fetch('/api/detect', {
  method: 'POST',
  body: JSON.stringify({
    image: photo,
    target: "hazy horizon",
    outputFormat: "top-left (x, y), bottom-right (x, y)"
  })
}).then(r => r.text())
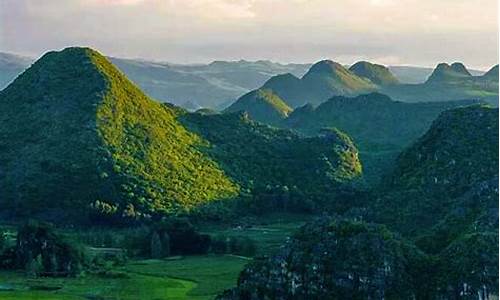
top-left (1, 0), bottom-right (498, 70)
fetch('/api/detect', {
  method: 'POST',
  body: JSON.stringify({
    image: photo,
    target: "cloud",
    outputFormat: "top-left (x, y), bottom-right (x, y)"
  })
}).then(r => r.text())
top-left (83, 0), bottom-right (149, 5)
top-left (0, 0), bottom-right (497, 68)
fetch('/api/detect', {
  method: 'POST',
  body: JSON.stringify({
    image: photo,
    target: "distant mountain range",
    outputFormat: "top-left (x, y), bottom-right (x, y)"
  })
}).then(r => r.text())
top-left (388, 65), bottom-right (485, 84)
top-left (257, 60), bottom-right (497, 108)
top-left (1, 51), bottom-right (493, 110)
top-left (0, 52), bottom-right (310, 109)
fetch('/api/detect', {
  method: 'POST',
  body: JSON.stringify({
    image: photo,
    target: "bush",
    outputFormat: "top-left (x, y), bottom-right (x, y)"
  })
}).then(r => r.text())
top-left (156, 218), bottom-right (211, 255)
top-left (15, 220), bottom-right (88, 277)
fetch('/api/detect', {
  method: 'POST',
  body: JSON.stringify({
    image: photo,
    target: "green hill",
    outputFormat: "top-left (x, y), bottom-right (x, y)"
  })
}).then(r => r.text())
top-left (349, 61), bottom-right (399, 86)
top-left (180, 112), bottom-right (362, 195)
top-left (219, 217), bottom-right (420, 299)
top-left (377, 105), bottom-right (499, 237)
top-left (426, 62), bottom-right (472, 83)
top-left (257, 60), bottom-right (377, 108)
top-left (223, 106), bottom-right (499, 300)
top-left (257, 60), bottom-right (496, 108)
top-left (0, 47), bottom-right (361, 222)
top-left (383, 63), bottom-right (498, 104)
top-left (299, 60), bottom-right (378, 106)
top-left (284, 93), bottom-right (478, 149)
top-left (261, 73), bottom-right (307, 107)
top-left (283, 93), bottom-right (479, 182)
top-left (371, 105), bottom-right (499, 296)
top-left (0, 47), bottom-right (240, 219)
top-left (483, 64), bottom-right (499, 79)
top-left (224, 89), bottom-right (292, 125)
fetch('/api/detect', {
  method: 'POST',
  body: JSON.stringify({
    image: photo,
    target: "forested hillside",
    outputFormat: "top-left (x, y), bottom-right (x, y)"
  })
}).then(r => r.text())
top-left (0, 47), bottom-right (361, 222)
top-left (220, 105), bottom-right (499, 300)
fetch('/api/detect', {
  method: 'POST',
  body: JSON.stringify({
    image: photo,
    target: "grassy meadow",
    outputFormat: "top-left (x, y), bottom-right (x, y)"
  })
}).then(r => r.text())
top-left (0, 215), bottom-right (310, 299)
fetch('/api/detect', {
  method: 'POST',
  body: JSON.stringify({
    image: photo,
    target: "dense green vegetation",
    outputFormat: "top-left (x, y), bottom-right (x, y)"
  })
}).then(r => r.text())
top-left (0, 47), bottom-right (362, 223)
top-left (284, 93), bottom-right (478, 149)
top-left (0, 47), bottom-right (497, 299)
top-left (221, 216), bottom-right (498, 299)
top-left (219, 217), bottom-right (423, 299)
top-left (0, 47), bottom-right (239, 220)
top-left (377, 105), bottom-right (498, 235)
top-left (224, 89), bottom-right (292, 125)
top-left (218, 105), bottom-right (499, 299)
top-left (181, 111), bottom-right (362, 205)
top-left (0, 214), bottom-right (311, 299)
top-left (262, 92), bottom-right (478, 183)
top-left (0, 256), bottom-right (245, 300)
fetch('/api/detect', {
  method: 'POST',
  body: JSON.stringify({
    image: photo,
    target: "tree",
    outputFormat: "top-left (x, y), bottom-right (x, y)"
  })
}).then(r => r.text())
top-left (161, 232), bottom-right (170, 257)
top-left (219, 217), bottom-right (417, 300)
top-left (150, 231), bottom-right (162, 259)
top-left (438, 232), bottom-right (498, 299)
top-left (15, 221), bottom-right (87, 277)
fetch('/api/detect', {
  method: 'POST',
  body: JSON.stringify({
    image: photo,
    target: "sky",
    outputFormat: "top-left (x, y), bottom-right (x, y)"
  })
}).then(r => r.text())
top-left (1, 0), bottom-right (498, 69)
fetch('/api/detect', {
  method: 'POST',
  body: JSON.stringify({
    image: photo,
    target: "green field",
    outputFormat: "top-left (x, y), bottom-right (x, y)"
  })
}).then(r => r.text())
top-left (0, 256), bottom-right (245, 300)
top-left (202, 213), bottom-right (312, 255)
top-left (0, 215), bottom-right (310, 299)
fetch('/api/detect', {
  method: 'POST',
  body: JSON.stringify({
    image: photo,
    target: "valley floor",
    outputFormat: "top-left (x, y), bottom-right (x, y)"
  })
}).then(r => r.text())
top-left (0, 215), bottom-right (311, 299)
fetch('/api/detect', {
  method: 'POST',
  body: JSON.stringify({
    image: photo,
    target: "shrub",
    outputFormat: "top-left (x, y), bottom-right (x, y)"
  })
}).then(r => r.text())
top-left (15, 220), bottom-right (88, 277)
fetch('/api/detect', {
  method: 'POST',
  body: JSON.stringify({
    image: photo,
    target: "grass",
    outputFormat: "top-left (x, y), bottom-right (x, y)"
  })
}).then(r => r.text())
top-left (0, 269), bottom-right (196, 300)
top-left (203, 213), bottom-right (312, 255)
top-left (123, 256), bottom-right (249, 299)
top-left (0, 255), bottom-right (249, 300)
top-left (0, 214), bottom-right (310, 299)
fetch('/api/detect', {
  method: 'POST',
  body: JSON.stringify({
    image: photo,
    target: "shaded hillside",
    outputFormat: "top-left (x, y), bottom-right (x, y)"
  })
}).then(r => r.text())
top-left (180, 112), bottom-right (362, 196)
top-left (0, 47), bottom-right (361, 222)
top-left (349, 61), bottom-right (399, 85)
top-left (219, 217), bottom-right (421, 300)
top-left (221, 106), bottom-right (499, 300)
top-left (284, 93), bottom-right (478, 149)
top-left (261, 73), bottom-right (307, 108)
top-left (377, 105), bottom-right (499, 237)
top-left (369, 105), bottom-right (500, 298)
top-left (224, 89), bottom-right (292, 125)
top-left (283, 93), bottom-right (479, 183)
